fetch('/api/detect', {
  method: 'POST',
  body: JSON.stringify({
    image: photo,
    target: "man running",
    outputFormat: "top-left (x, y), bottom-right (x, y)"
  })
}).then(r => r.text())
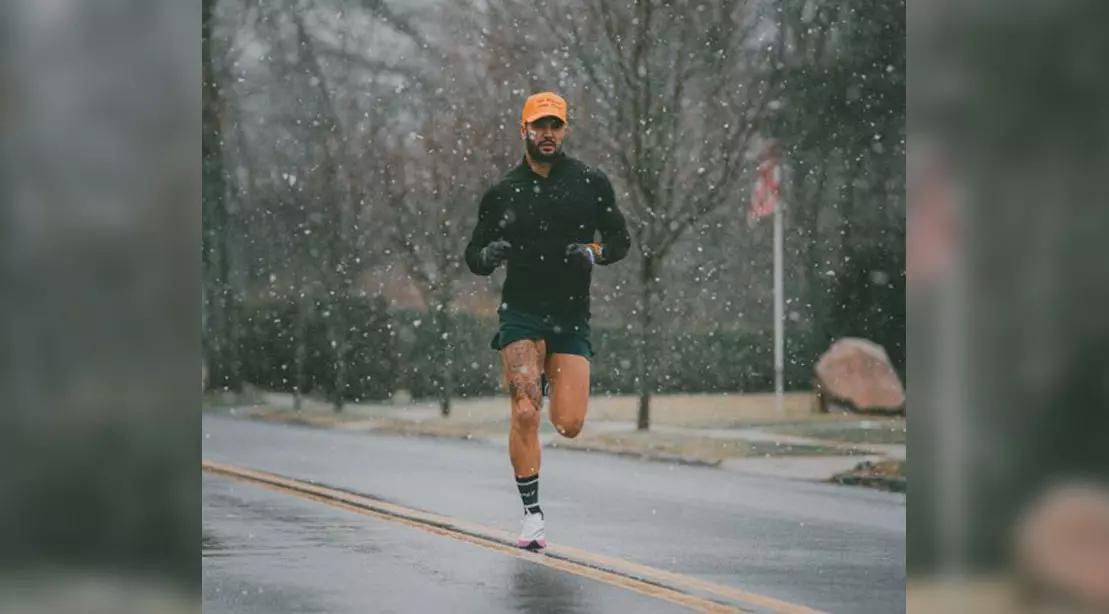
top-left (464, 91), bottom-right (631, 550)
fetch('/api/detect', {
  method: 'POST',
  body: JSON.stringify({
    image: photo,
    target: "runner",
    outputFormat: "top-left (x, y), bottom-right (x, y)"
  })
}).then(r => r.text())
top-left (464, 91), bottom-right (631, 550)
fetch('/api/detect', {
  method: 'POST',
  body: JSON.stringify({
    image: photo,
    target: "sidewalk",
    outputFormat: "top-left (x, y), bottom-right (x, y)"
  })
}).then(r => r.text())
top-left (223, 391), bottom-right (905, 489)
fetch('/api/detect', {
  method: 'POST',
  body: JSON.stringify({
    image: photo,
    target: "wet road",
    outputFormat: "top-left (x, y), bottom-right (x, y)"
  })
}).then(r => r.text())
top-left (203, 474), bottom-right (692, 614)
top-left (202, 415), bottom-right (905, 613)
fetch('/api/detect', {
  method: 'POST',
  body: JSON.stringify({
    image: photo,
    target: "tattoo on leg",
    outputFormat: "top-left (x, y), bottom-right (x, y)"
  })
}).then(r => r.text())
top-left (504, 342), bottom-right (542, 408)
top-left (508, 373), bottom-right (542, 408)
top-left (521, 379), bottom-right (541, 408)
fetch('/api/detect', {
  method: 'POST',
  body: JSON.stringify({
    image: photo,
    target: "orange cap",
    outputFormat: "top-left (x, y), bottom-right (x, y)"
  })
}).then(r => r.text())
top-left (521, 92), bottom-right (567, 125)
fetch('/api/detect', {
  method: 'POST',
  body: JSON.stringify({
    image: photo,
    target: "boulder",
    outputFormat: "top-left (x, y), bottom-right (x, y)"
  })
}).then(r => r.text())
top-left (1017, 484), bottom-right (1109, 608)
top-left (814, 338), bottom-right (905, 414)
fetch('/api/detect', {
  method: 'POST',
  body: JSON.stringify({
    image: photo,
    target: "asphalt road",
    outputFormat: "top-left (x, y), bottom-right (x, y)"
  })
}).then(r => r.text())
top-left (202, 415), bottom-right (905, 613)
top-left (203, 474), bottom-right (695, 614)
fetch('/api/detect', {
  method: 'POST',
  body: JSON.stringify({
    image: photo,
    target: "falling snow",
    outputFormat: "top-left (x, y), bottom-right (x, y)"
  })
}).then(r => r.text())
top-left (203, 0), bottom-right (905, 411)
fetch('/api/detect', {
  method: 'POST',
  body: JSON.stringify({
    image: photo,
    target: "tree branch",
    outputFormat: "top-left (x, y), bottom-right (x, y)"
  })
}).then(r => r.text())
top-left (358, 0), bottom-right (428, 49)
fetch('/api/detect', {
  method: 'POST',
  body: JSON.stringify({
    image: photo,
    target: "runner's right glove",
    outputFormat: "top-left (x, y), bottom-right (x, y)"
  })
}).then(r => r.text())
top-left (481, 239), bottom-right (512, 269)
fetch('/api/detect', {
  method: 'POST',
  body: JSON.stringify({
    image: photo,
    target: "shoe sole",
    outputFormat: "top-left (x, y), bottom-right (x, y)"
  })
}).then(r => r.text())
top-left (517, 539), bottom-right (547, 551)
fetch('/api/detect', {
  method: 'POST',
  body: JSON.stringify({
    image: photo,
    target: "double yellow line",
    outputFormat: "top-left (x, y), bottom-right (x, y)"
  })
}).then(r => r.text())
top-left (203, 460), bottom-right (828, 614)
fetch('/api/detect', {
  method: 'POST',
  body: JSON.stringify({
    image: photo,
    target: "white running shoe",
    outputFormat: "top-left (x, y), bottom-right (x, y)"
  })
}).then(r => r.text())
top-left (517, 512), bottom-right (547, 551)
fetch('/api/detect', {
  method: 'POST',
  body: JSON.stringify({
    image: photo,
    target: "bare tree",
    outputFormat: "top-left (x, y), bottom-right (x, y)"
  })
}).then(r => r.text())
top-left (288, 9), bottom-right (358, 411)
top-left (353, 2), bottom-right (520, 415)
top-left (377, 87), bottom-right (500, 415)
top-left (486, 0), bottom-right (777, 429)
top-left (282, 0), bottom-right (426, 410)
top-left (213, 0), bottom-right (438, 409)
top-left (203, 0), bottom-right (244, 394)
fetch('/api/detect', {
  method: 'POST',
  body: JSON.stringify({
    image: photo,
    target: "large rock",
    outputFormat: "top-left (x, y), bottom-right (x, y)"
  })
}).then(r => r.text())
top-left (814, 338), bottom-right (905, 414)
top-left (1016, 484), bottom-right (1109, 608)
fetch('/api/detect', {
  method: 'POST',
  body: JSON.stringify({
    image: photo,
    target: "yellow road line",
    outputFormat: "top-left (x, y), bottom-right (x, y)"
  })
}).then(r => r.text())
top-left (203, 460), bottom-right (829, 614)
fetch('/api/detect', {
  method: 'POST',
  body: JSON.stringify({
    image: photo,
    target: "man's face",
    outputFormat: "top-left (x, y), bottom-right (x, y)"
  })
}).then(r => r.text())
top-left (521, 116), bottom-right (567, 162)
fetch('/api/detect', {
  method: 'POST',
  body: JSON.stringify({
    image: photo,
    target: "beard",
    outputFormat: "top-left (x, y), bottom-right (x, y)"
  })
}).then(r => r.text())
top-left (526, 136), bottom-right (561, 163)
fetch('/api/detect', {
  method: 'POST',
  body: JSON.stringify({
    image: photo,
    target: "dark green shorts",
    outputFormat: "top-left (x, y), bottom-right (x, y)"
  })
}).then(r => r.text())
top-left (489, 307), bottom-right (594, 359)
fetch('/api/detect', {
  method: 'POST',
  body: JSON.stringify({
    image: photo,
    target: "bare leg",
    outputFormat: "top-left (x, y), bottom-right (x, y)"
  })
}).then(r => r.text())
top-left (502, 339), bottom-right (546, 477)
top-left (546, 353), bottom-right (590, 439)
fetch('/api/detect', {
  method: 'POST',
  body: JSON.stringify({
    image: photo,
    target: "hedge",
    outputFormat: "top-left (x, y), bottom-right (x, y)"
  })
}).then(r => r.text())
top-left (239, 295), bottom-right (395, 402)
top-left (236, 297), bottom-right (825, 402)
top-left (389, 309), bottom-right (502, 400)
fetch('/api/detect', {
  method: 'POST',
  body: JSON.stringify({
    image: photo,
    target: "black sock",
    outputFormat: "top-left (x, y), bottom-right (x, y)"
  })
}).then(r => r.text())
top-left (516, 474), bottom-right (542, 516)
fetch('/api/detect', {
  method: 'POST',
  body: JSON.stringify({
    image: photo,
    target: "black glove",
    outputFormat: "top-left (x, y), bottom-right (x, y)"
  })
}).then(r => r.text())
top-left (564, 243), bottom-right (599, 271)
top-left (481, 240), bottom-right (511, 269)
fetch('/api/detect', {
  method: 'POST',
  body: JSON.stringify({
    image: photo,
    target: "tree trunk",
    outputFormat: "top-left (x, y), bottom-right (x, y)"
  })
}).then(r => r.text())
top-left (225, 290), bottom-right (242, 392)
top-left (293, 291), bottom-right (309, 411)
top-left (636, 255), bottom-right (656, 431)
top-left (201, 0), bottom-right (240, 393)
top-left (333, 350), bottom-right (347, 412)
top-left (330, 299), bottom-right (348, 413)
top-left (433, 298), bottom-right (455, 417)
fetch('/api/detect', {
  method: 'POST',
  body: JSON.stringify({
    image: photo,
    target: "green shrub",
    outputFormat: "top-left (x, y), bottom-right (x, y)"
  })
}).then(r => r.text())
top-left (238, 295), bottom-right (395, 403)
top-left (237, 299), bottom-right (828, 402)
top-left (591, 326), bottom-right (820, 395)
top-left (390, 309), bottom-right (502, 400)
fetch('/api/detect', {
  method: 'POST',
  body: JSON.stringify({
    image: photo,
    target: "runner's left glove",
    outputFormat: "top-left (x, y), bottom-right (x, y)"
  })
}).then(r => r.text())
top-left (564, 243), bottom-right (600, 271)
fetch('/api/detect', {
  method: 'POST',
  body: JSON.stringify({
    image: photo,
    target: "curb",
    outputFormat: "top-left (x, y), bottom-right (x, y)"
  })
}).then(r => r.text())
top-left (235, 409), bottom-right (904, 488)
top-left (547, 442), bottom-right (724, 468)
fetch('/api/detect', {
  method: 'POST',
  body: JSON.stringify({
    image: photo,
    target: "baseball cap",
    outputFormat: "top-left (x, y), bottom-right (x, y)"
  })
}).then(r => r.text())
top-left (521, 92), bottom-right (567, 125)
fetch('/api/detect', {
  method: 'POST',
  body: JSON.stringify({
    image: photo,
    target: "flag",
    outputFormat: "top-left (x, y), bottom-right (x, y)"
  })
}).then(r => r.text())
top-left (748, 145), bottom-right (780, 226)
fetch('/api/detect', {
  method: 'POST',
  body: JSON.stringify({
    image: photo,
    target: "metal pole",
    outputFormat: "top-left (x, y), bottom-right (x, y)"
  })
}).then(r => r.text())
top-left (773, 182), bottom-right (785, 417)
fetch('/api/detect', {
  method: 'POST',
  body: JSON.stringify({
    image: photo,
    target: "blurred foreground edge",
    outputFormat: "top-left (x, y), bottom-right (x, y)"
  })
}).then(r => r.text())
top-left (908, 0), bottom-right (1109, 611)
top-left (1, 0), bottom-right (201, 610)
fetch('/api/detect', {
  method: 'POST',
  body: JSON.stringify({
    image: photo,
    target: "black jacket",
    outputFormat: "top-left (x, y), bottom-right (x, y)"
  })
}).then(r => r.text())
top-left (465, 154), bottom-right (631, 319)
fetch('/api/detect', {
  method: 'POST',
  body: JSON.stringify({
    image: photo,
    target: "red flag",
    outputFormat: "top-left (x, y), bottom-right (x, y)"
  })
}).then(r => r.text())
top-left (748, 145), bottom-right (780, 226)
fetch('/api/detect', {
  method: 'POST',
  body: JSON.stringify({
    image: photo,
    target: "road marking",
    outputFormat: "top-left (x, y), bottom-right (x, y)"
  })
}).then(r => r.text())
top-left (203, 460), bottom-right (828, 614)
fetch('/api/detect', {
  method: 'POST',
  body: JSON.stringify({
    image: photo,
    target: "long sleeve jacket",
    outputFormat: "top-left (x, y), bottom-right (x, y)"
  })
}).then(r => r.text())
top-left (465, 154), bottom-right (631, 319)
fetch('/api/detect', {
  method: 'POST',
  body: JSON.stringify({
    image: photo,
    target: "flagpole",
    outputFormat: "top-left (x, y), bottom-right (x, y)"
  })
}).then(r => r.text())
top-left (750, 140), bottom-right (785, 417)
top-left (773, 174), bottom-right (784, 417)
